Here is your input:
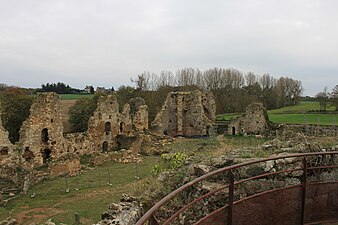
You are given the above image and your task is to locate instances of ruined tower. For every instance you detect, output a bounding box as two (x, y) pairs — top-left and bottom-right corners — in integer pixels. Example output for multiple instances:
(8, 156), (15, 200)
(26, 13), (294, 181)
(19, 92), (65, 166)
(151, 90), (216, 137)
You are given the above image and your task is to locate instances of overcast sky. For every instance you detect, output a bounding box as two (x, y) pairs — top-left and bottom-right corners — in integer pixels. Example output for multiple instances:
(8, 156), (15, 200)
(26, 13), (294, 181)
(0, 0), (337, 96)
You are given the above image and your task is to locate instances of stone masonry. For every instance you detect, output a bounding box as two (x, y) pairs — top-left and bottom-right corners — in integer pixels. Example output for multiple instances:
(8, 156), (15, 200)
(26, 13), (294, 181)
(228, 102), (271, 135)
(19, 92), (65, 167)
(151, 90), (216, 137)
(0, 102), (12, 157)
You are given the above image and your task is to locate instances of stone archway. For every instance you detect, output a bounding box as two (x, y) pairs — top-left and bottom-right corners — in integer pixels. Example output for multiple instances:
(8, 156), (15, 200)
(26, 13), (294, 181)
(232, 126), (236, 135)
(41, 128), (49, 144)
(42, 148), (51, 164)
(102, 141), (109, 152)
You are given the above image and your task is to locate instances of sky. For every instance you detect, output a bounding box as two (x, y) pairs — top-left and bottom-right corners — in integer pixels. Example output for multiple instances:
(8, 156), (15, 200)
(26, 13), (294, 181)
(0, 0), (337, 96)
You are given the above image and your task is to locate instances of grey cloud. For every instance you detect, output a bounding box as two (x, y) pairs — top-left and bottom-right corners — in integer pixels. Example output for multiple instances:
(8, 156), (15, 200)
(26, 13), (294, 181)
(0, 0), (338, 95)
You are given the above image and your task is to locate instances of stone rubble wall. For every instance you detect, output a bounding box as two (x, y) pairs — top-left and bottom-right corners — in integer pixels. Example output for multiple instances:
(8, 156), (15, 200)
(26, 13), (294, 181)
(151, 90), (216, 137)
(228, 102), (270, 135)
(18, 92), (65, 167)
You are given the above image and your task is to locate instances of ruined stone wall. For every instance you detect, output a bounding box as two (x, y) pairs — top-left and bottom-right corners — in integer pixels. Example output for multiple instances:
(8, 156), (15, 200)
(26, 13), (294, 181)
(228, 102), (270, 135)
(0, 102), (13, 158)
(18, 92), (65, 167)
(129, 97), (148, 132)
(151, 90), (216, 137)
(87, 95), (122, 152)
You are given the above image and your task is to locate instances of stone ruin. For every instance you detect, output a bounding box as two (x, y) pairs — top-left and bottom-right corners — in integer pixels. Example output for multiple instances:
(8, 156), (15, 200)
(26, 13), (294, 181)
(19, 92), (65, 167)
(228, 102), (271, 135)
(151, 90), (216, 137)
(0, 90), (217, 200)
(0, 102), (12, 159)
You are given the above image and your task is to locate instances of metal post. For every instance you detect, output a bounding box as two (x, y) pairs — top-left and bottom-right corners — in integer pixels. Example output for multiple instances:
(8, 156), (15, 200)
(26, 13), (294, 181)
(135, 162), (140, 180)
(108, 170), (112, 186)
(30, 169), (35, 198)
(227, 170), (234, 225)
(75, 212), (80, 225)
(75, 175), (79, 191)
(66, 176), (70, 193)
(301, 157), (307, 225)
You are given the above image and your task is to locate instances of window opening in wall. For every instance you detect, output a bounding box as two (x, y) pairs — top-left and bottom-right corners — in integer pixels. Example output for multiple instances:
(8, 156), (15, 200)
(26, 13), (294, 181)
(0, 147), (9, 155)
(232, 126), (236, 135)
(105, 121), (111, 134)
(42, 148), (51, 164)
(41, 128), (49, 144)
(102, 141), (108, 152)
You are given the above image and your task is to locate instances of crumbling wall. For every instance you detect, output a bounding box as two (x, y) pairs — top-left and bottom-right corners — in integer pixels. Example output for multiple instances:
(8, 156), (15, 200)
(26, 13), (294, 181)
(87, 95), (122, 152)
(151, 90), (216, 137)
(129, 97), (148, 132)
(0, 102), (13, 159)
(228, 102), (270, 135)
(86, 95), (150, 152)
(18, 92), (65, 167)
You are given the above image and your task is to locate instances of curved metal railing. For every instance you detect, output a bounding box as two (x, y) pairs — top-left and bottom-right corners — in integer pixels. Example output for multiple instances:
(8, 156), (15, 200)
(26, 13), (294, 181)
(136, 151), (338, 225)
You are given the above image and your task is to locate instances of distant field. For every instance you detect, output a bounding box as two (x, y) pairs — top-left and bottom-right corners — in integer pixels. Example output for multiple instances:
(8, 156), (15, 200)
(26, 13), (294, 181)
(268, 101), (336, 114)
(216, 101), (337, 125)
(59, 94), (94, 100)
(269, 113), (337, 125)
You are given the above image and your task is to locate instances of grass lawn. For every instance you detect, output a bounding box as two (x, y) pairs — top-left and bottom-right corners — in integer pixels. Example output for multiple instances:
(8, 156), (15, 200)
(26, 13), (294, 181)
(269, 113), (337, 125)
(268, 101), (336, 114)
(216, 101), (337, 125)
(0, 156), (158, 224)
(59, 94), (94, 100)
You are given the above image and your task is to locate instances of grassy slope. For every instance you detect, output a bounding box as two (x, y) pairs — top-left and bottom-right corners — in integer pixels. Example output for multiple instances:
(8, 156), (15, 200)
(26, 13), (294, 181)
(0, 156), (158, 224)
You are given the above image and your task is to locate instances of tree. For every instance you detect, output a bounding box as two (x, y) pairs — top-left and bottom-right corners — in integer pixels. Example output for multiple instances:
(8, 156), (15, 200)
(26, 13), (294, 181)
(0, 88), (33, 143)
(68, 98), (97, 132)
(330, 85), (338, 111)
(316, 87), (329, 112)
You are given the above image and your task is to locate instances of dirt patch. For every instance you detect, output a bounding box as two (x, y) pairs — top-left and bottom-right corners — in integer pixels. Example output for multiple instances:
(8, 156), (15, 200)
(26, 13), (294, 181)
(15, 207), (63, 224)
(60, 100), (77, 133)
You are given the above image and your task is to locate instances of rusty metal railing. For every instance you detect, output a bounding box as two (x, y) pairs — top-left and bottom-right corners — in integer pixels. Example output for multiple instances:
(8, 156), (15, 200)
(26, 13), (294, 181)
(136, 151), (338, 225)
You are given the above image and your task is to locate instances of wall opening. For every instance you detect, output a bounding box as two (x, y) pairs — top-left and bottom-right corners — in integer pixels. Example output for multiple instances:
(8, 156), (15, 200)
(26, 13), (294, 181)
(105, 122), (111, 134)
(42, 148), (51, 164)
(102, 141), (109, 152)
(120, 122), (125, 133)
(23, 147), (35, 162)
(232, 126), (236, 135)
(0, 147), (9, 155)
(41, 128), (49, 144)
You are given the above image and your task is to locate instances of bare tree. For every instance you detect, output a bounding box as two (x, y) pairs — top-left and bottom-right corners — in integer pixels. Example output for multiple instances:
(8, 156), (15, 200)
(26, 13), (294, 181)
(316, 87), (329, 111)
(330, 85), (338, 111)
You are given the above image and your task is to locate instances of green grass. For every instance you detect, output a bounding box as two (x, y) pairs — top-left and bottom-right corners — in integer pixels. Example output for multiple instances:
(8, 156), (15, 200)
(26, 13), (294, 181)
(59, 94), (94, 100)
(268, 101), (336, 114)
(269, 114), (337, 125)
(0, 156), (158, 224)
(216, 101), (338, 125)
(216, 113), (242, 121)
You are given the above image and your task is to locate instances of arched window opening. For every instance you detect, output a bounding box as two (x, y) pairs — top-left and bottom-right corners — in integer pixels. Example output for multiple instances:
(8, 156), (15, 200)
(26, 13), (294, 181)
(105, 122), (111, 134)
(102, 141), (109, 152)
(41, 128), (49, 144)
(232, 126), (236, 135)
